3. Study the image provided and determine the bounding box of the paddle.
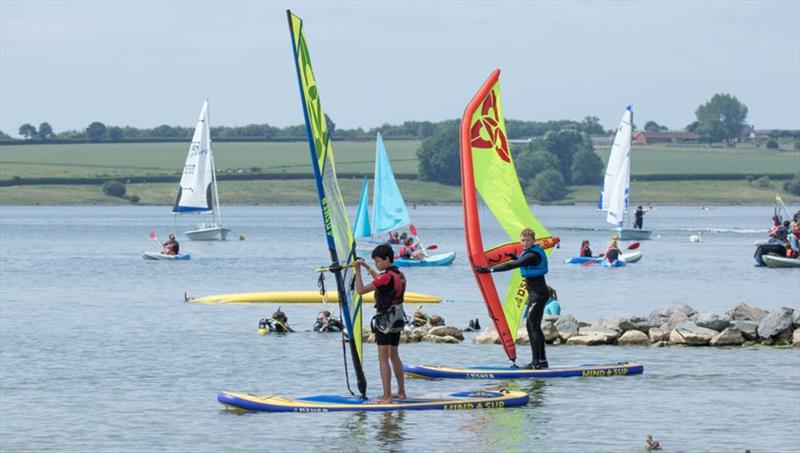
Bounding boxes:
[149,231,165,253]
[408,224,429,257]
[776,195,792,219]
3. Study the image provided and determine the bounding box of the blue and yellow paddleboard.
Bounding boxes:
[217,390,528,412]
[404,361,644,379]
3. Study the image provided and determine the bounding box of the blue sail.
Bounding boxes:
[371,133,411,235]
[353,177,372,238]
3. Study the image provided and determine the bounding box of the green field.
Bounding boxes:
[1,141,798,181]
[1,140,798,205]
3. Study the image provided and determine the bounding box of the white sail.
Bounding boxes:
[600,106,632,227]
[173,100,214,213]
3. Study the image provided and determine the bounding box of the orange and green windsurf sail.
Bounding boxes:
[460,69,560,364]
[287,10,366,397]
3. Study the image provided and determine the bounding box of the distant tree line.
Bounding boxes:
[416,122,605,202]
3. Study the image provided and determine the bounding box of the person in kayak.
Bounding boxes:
[398,237,425,260]
[579,240,593,257]
[475,227,550,370]
[603,238,622,263]
[354,244,407,403]
[163,234,179,255]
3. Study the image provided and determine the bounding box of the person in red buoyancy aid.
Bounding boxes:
[163,234,179,255]
[354,244,407,403]
[579,240,593,257]
[398,237,425,260]
[786,223,800,258]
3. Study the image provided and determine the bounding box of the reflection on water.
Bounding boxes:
[375,411,406,448]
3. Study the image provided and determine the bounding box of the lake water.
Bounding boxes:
[1,205,798,452]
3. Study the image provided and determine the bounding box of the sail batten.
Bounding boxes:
[460,70,559,364]
[287,10,366,397]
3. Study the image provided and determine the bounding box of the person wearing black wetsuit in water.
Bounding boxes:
[475,227,550,370]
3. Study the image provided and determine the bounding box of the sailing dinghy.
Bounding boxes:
[403,69,641,380]
[354,133,454,266]
[216,12,524,412]
[598,106,651,240]
[172,101,230,241]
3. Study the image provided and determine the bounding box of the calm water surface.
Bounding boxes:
[1,205,798,452]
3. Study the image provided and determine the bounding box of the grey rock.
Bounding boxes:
[793,328,800,347]
[543,320,559,343]
[669,321,719,346]
[428,325,464,341]
[709,328,745,346]
[670,304,697,318]
[566,334,606,346]
[758,307,795,339]
[793,310,800,328]
[618,316,654,333]
[731,320,759,340]
[691,311,731,332]
[726,303,768,322]
[474,328,500,345]
[515,327,529,345]
[660,311,689,332]
[423,334,461,344]
[647,308,673,327]
[596,318,622,332]
[649,327,668,343]
[578,326,619,343]
[555,314,579,340]
[618,330,650,346]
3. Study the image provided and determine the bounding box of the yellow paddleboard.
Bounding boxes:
[188,290,441,304]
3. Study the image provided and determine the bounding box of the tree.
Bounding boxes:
[0,130,11,139]
[581,116,605,135]
[86,122,107,141]
[416,122,460,185]
[694,93,748,143]
[38,122,54,139]
[514,148,559,182]
[102,180,126,197]
[783,173,800,196]
[570,149,604,184]
[643,121,668,132]
[18,123,37,140]
[542,129,593,184]
[527,169,566,202]
[108,126,124,141]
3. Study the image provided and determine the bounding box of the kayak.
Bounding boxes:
[404,361,644,380]
[142,252,191,261]
[762,255,800,268]
[754,242,787,266]
[395,251,456,267]
[601,259,625,268]
[188,290,441,304]
[565,250,642,265]
[217,389,528,412]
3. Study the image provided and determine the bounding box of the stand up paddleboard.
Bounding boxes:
[217,390,528,412]
[404,362,643,380]
[394,251,456,267]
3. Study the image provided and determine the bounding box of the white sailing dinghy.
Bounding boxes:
[172,100,230,241]
[598,106,652,240]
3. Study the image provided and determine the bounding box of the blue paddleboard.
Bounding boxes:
[403,361,644,379]
[217,389,528,412]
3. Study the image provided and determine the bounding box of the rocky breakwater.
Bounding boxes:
[472,304,800,348]
[363,325,465,344]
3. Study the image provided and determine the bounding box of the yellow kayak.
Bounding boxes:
[187,290,441,304]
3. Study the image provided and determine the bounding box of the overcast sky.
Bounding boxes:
[1,1,798,136]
